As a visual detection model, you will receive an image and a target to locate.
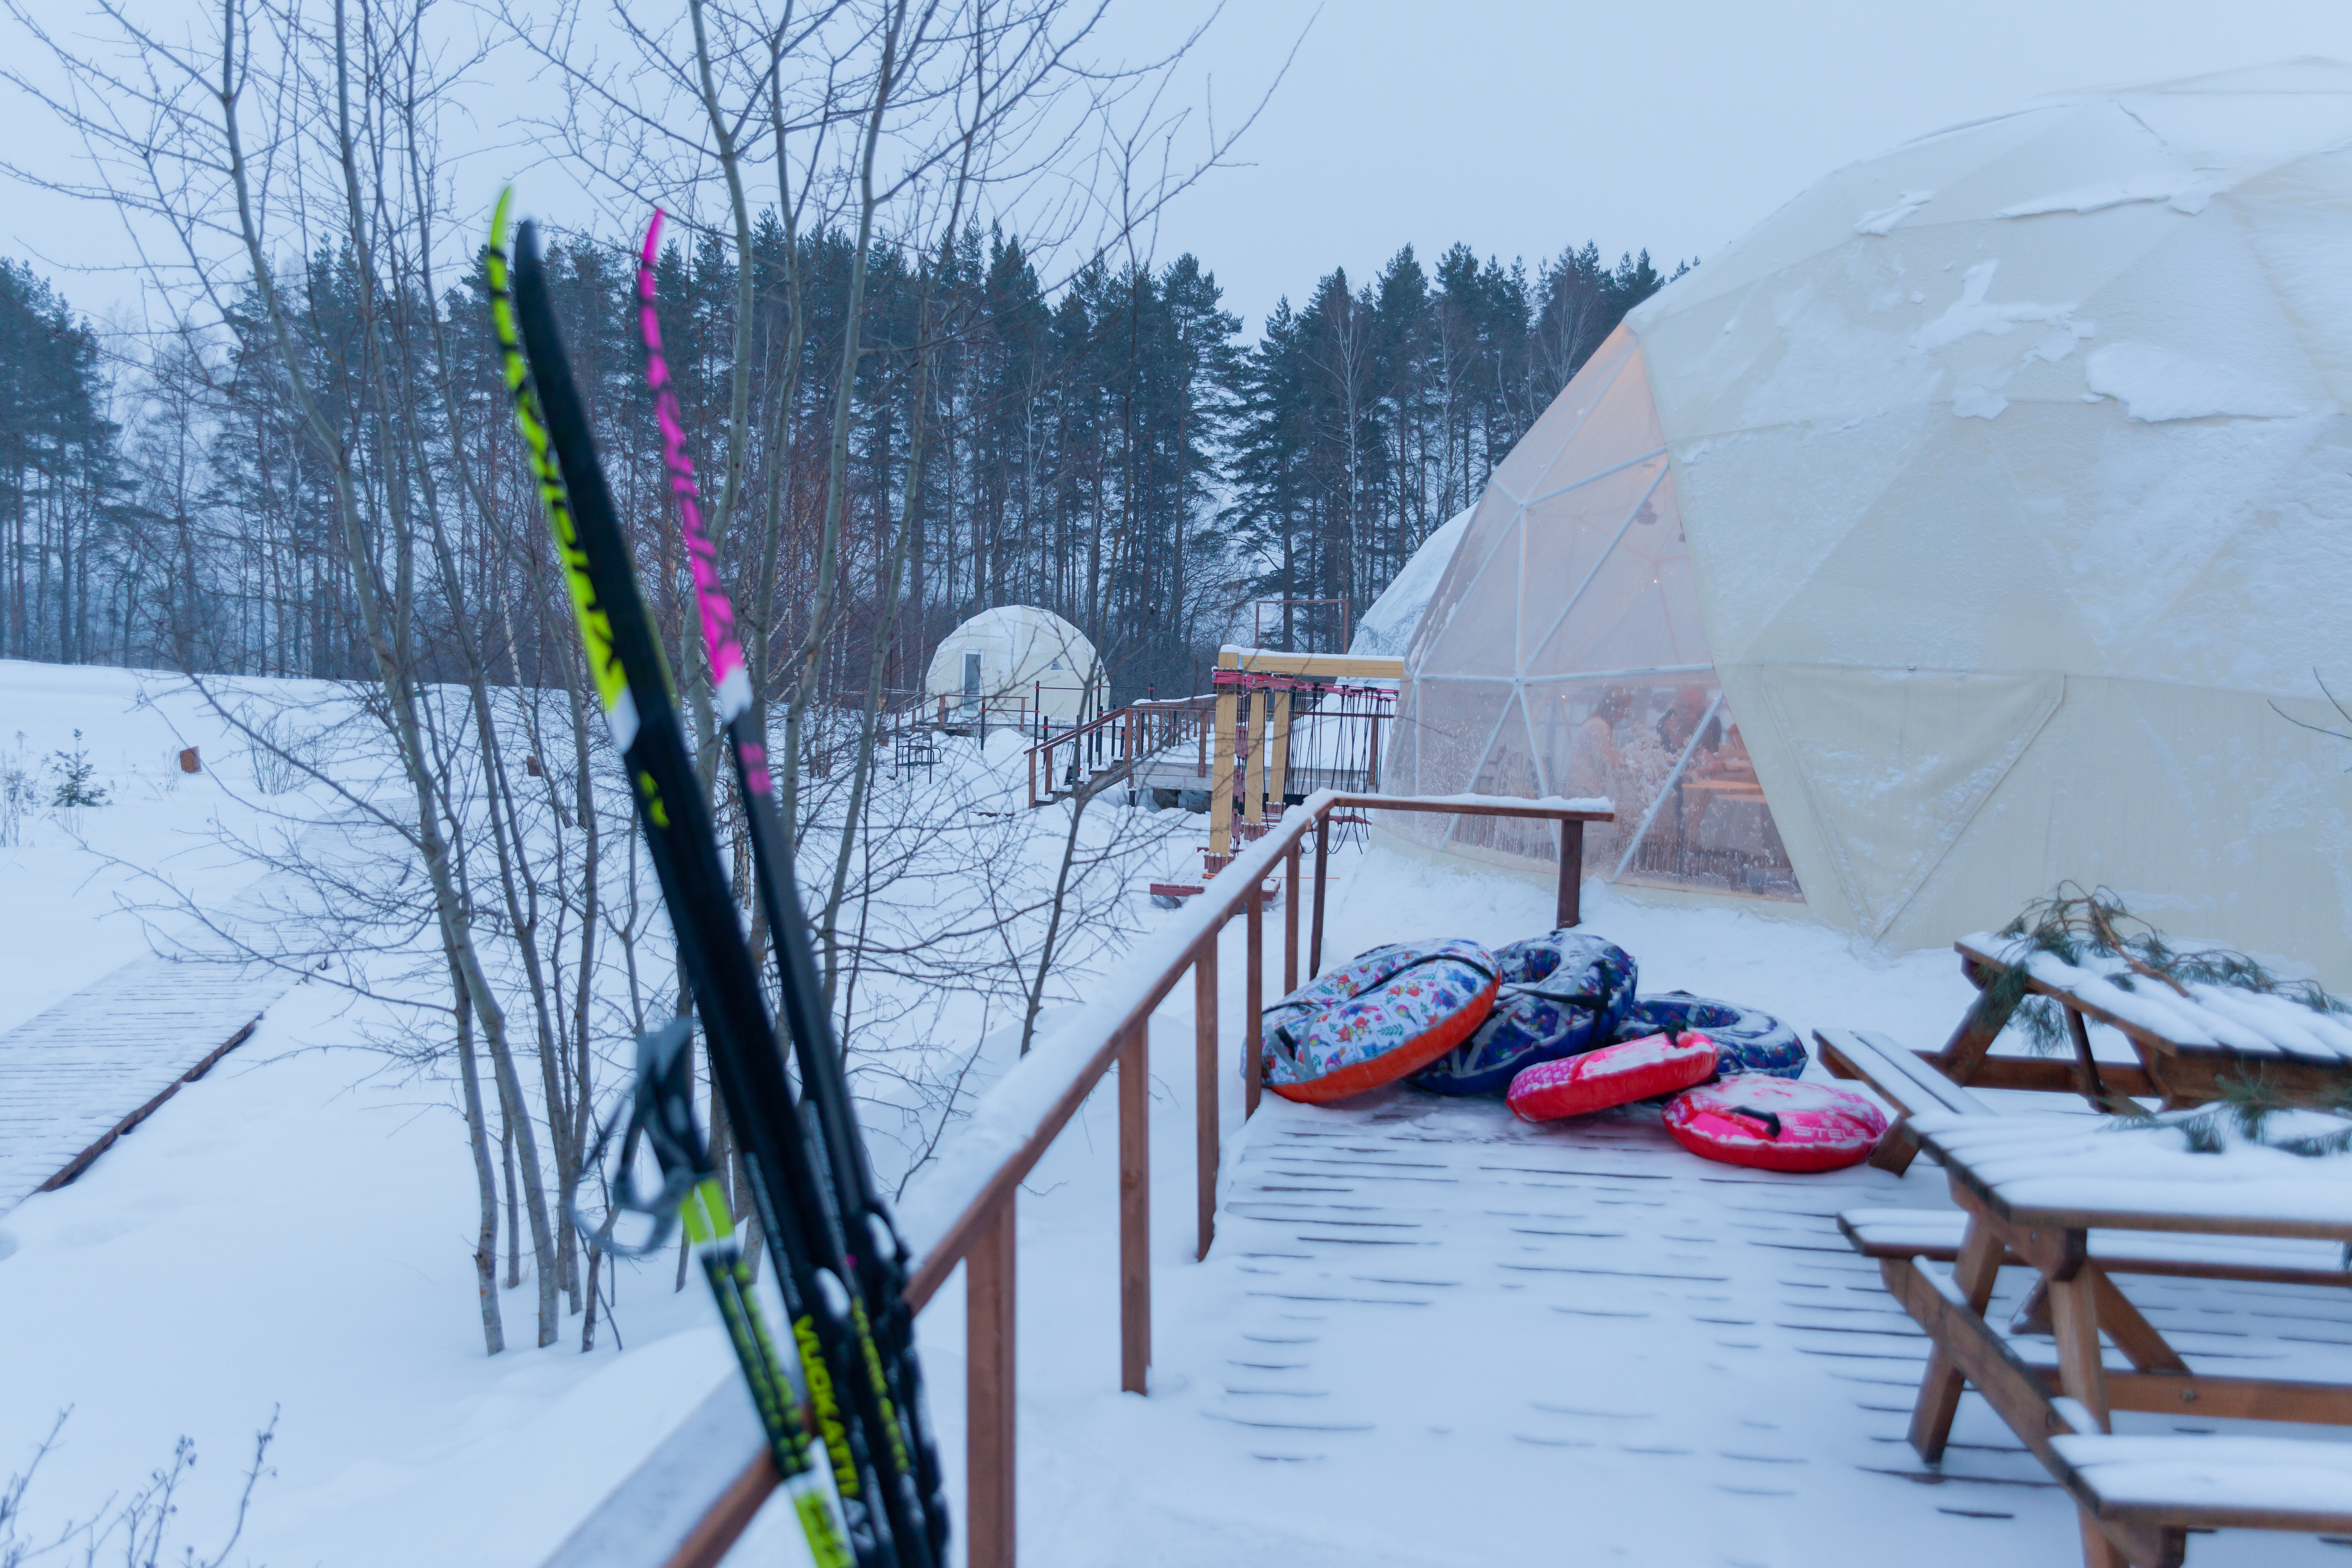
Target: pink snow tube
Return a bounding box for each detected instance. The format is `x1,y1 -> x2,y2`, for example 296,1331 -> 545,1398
1506,1031 -> 1718,1122
1662,1078 -> 1888,1173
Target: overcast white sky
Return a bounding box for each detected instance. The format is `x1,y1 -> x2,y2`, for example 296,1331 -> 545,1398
9,0 -> 2352,336
1131,0 -> 2352,330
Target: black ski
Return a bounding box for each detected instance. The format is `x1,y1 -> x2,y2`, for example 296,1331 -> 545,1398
488,199 -> 934,1568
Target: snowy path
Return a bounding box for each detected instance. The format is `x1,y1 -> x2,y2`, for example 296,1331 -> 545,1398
1127,1086 -> 2352,1566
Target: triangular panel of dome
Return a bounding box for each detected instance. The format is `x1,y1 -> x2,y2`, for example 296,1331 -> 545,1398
1389,679 -> 1515,806
1419,511 -> 1524,680
1760,665 -> 2062,934
1525,470 -> 1712,681
1487,331 -> 1642,506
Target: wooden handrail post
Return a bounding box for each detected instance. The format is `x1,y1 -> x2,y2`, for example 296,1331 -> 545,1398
1193,941 -> 1219,1261
1118,1025 -> 1150,1395
1245,883 -> 1264,1120
1244,689 -> 1267,827
1310,811 -> 1330,980
967,1197 -> 1016,1568
1283,840 -> 1300,995
1210,654 -> 1238,858
1558,817 -> 1586,929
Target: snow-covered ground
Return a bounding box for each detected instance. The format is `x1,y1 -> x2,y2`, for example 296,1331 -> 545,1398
0,662 -> 368,1035
4,662 -> 2344,1566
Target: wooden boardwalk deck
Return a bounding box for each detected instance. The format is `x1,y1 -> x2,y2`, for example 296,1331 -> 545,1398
1174,1086 -> 2352,1565
0,952 -> 299,1213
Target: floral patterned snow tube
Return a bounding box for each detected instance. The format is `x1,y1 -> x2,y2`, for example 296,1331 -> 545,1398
1409,931 -> 1638,1096
1260,939 -> 1499,1104
1613,991 -> 1804,1079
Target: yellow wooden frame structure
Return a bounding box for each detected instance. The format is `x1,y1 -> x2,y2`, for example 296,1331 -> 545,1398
1207,647 -> 1406,863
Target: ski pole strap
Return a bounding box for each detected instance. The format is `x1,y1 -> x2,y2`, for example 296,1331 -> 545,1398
569,1017 -> 704,1258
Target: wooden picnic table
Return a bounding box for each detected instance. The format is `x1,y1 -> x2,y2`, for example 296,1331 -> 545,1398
1870,1110 -> 2352,1568
1945,932 -> 2352,1111
1824,935 -> 2352,1171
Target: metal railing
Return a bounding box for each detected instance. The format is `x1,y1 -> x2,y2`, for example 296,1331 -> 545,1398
547,790 -> 1613,1568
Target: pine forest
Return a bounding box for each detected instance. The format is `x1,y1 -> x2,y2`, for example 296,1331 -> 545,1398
1,228 -> 1681,703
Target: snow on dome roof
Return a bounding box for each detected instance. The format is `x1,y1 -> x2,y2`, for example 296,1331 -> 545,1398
1396,62 -> 2352,980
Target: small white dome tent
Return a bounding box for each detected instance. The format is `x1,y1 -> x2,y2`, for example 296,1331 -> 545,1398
1393,61 -> 2352,980
924,606 -> 1105,724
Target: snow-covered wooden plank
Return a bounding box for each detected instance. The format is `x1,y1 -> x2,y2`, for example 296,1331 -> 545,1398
1958,931 -> 2352,1062
2051,1433 -> 2352,1529
1908,1111 -> 2352,1240
0,953 -> 297,1213
1839,1205 -> 2352,1280
536,1380 -> 763,1568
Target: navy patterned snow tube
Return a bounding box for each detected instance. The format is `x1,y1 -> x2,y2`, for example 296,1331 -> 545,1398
1408,931 -> 1637,1096
1613,991 -> 1805,1079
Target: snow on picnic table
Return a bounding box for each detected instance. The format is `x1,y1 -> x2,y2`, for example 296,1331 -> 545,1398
2052,1433 -> 2352,1515
1959,930 -> 2352,1063
1908,1110 -> 2352,1237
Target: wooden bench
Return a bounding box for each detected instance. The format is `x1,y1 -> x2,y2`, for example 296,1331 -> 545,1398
2049,1433 -> 2352,1550
1873,1111 -> 2352,1567
1839,1207 -> 2352,1288
1814,1026 -> 1992,1173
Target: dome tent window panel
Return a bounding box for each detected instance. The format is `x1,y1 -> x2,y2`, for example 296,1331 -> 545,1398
1409,490 -> 1523,668
1444,691 -> 1561,864
1514,452 -> 1674,671
1525,473 -> 1705,680
1524,678 -> 1802,902
1395,683 -> 1518,806
1534,539 -> 1712,681
1514,343 -> 1665,513
1420,513 -> 1526,679
1483,331 -> 1643,503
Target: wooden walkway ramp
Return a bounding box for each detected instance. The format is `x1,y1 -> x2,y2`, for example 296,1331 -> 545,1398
0,953 -> 299,1213
1171,1086 -> 2352,1565
0,849 -> 336,1216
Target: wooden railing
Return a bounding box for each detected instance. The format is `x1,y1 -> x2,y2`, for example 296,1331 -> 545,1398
925,683 -> 1106,738
1024,697 -> 1215,808
542,790 -> 1612,1568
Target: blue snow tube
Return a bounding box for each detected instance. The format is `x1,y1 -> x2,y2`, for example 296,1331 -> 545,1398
1614,991 -> 1805,1079
1408,931 -> 1637,1096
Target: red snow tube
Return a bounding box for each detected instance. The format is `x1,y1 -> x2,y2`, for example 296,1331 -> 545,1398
1506,1031 -> 1718,1122
1663,1078 -> 1888,1173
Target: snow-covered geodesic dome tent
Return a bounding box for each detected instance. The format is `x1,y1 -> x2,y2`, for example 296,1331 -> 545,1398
1393,61 -> 2352,977
924,605 -> 1104,722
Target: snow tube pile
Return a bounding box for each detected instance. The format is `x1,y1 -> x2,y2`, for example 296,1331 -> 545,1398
1615,992 -> 1805,1079
1409,931 -> 1636,1096
1507,1032 -> 1716,1122
1260,939 -> 1498,1104
1662,1079 -> 1888,1172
